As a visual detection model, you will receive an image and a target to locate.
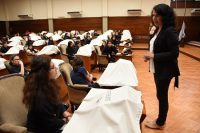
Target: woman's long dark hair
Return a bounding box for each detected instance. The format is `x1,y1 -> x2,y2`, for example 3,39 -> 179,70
152,4 -> 176,29
71,56 -> 84,72
23,55 -> 61,109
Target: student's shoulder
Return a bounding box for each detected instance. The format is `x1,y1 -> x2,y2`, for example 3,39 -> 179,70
79,66 -> 85,71
79,67 -> 87,72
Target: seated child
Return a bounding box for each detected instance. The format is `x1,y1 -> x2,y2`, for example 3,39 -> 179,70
26,43 -> 38,55
102,40 -> 118,63
70,57 -> 99,88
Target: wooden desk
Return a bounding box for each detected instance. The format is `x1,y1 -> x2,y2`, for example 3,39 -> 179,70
117,45 -> 132,53
62,87 -> 145,133
76,52 -> 97,72
33,44 -> 46,51
0,68 -> 8,77
2,54 -> 11,60
116,54 -> 133,62
50,53 -> 62,60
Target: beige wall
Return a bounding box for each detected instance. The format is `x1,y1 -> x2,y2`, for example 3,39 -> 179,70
30,0 -> 48,19
0,0 -> 195,21
5,0 -> 31,20
52,0 -> 82,18
52,0 -> 102,18
0,0 -> 6,20
81,0 -> 102,17
107,0 -> 141,16
1,0 -> 47,20
141,0 -> 169,16
174,8 -> 195,16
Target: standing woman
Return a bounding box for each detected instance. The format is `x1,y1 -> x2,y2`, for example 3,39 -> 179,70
144,4 -> 180,129
23,55 -> 71,133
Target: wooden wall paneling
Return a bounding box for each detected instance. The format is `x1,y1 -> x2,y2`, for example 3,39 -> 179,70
108,16 -> 200,42
171,1 -> 200,8
6,16 -> 200,42
9,19 -> 48,35
0,69 -> 9,77
0,21 -> 6,36
108,17 -> 151,35
53,17 -> 102,32
108,17 -> 151,42
176,16 -> 200,41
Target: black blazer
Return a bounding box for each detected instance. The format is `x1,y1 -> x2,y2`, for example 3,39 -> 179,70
153,26 -> 180,79
27,100 -> 66,133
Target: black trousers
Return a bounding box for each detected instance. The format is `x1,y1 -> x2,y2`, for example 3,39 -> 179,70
154,75 -> 173,126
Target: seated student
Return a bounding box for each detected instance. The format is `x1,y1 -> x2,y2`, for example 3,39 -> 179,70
71,57 -> 98,87
111,35 -> 120,46
64,32 -> 71,40
93,30 -> 99,37
74,40 -> 82,53
26,36 -> 34,46
26,43 -> 38,56
115,31 -> 122,42
102,40 -> 118,63
66,41 -> 76,61
41,33 -> 48,40
23,55 -> 72,133
8,55 -> 25,76
84,33 -> 91,45
48,36 -> 54,45
0,42 -> 9,56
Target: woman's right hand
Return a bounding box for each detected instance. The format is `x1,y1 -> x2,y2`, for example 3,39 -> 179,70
144,52 -> 154,62
143,56 -> 149,62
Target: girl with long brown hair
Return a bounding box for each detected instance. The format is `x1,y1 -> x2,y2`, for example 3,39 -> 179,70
23,55 -> 71,133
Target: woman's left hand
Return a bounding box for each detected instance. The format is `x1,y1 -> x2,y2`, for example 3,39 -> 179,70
144,52 -> 154,61
63,111 -> 72,120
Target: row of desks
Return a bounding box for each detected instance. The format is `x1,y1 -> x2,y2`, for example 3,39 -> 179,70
78,53 -> 133,73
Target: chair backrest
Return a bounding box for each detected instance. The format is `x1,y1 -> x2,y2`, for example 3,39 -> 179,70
0,74 -> 27,126
4,61 -> 12,73
59,63 -> 90,109
59,44 -> 67,55
59,62 -> 73,86
94,45 -> 102,56
94,46 -> 108,66
19,50 -> 30,66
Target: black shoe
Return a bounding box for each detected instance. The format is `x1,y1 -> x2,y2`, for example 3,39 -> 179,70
92,77 -> 97,81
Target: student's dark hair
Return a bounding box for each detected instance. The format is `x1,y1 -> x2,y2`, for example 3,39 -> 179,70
23,55 -> 61,109
2,37 -> 8,43
111,35 -> 116,40
27,41 -> 33,46
75,40 -> 81,46
107,40 -> 112,45
68,41 -> 73,46
76,36 -> 81,40
9,54 -> 20,66
152,3 -> 176,29
71,56 -> 84,72
10,54 -> 19,61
